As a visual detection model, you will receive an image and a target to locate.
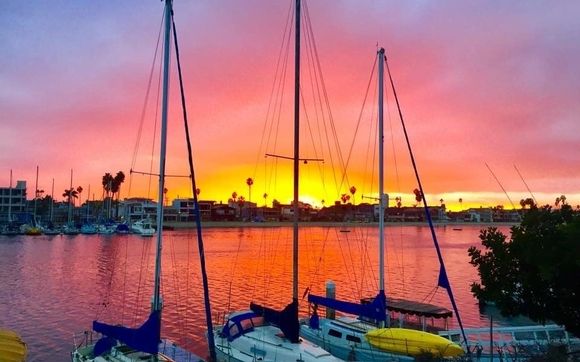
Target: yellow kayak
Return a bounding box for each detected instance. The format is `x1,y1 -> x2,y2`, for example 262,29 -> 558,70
365,328 -> 464,357
0,329 -> 27,362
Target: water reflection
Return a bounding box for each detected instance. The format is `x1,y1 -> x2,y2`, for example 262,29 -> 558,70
0,224 -> 514,360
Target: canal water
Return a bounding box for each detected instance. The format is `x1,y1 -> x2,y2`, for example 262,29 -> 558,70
0,224 -> 517,361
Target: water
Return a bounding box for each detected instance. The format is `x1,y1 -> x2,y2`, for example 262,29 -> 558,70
0,224 -> 517,361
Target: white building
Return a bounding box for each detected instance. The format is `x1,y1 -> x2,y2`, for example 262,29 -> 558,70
0,181 -> 27,223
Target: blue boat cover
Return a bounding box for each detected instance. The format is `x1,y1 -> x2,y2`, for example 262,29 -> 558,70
92,310 -> 161,355
250,300 -> 300,343
220,311 -> 258,341
308,290 -> 387,322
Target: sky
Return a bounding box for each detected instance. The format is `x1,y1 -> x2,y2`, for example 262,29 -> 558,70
1,0 -> 579,210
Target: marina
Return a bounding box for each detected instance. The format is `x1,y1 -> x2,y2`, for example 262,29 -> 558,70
0,224 -> 570,361
1,0 -> 579,361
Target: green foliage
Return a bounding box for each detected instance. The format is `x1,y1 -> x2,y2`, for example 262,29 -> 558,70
468,204 -> 580,336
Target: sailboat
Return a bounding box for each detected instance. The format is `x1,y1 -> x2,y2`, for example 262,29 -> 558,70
43,178 -> 61,235
72,1 -> 215,360
62,169 -> 80,235
299,48 -> 464,360
21,166 -> 43,235
80,185 -> 98,234
212,1 -> 340,361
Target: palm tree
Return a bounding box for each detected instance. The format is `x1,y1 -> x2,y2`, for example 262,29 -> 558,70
231,191 -> 237,203
76,186 -> 83,207
349,186 -> 357,205
263,192 -> 268,207
459,197 -> 463,211
102,173 -> 114,218
111,171 -> 125,218
246,178 -> 254,202
63,188 -> 79,206
413,188 -> 422,207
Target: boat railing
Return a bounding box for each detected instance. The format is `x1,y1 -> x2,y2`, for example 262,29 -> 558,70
439,324 -> 579,357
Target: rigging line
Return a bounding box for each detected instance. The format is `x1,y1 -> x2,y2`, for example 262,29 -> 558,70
384,67 -> 407,298
514,164 -> 537,205
303,1 -> 345,177
266,6 -> 293,172
121,237 -> 129,325
128,11 -> 164,198
344,56 -> 378,195
130,170 -> 190,178
171,12 -> 216,360
303,2 -> 344,197
262,6 -> 293,195
385,54 -> 470,351
306,226 -> 329,294
253,0 -> 294,179
262,22 -> 292,194
168,236 -> 186,336
147,57 -> 163,200
133,237 -> 152,326
485,162 -> 519,211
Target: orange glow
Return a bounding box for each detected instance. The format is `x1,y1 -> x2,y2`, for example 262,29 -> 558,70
1,1 -> 579,208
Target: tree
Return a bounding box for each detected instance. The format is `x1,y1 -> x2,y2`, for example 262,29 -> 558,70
246,178 -> 253,202
263,192 -> 268,207
102,173 -> 114,218
111,171 -> 125,200
349,186 -> 357,205
63,188 -> 78,206
519,197 -> 536,209
413,188 -> 422,207
111,171 -> 125,218
468,204 -> 580,335
76,186 -> 83,206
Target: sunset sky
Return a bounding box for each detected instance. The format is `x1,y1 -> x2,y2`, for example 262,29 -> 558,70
1,1 -> 579,210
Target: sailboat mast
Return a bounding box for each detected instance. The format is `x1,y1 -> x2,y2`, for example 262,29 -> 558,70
8,170 -> 12,222
292,0 -> 301,302
34,165 -> 39,224
378,48 -> 385,295
153,0 -> 172,313
50,178 -> 54,222
68,169 -> 73,224
86,184 -> 91,221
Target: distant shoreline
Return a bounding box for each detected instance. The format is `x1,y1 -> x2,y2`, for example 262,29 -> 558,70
164,221 -> 518,229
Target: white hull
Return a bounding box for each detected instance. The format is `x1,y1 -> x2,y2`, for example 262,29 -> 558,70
300,317 -> 414,361
72,338 -> 202,362
213,324 -> 340,362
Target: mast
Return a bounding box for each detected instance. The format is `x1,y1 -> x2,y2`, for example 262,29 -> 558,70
50,178 -> 54,222
292,0 -> 301,304
34,165 -> 39,225
152,0 -> 172,313
378,48 -> 385,300
86,184 -> 91,222
68,169 -> 73,224
8,170 -> 12,223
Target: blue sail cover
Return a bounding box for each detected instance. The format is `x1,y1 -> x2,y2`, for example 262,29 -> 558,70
92,310 -> 161,355
250,300 -> 300,343
437,264 -> 450,290
308,290 -> 387,322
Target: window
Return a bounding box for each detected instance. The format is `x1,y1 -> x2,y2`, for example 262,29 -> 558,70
328,329 -> 342,338
346,335 -> 361,343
